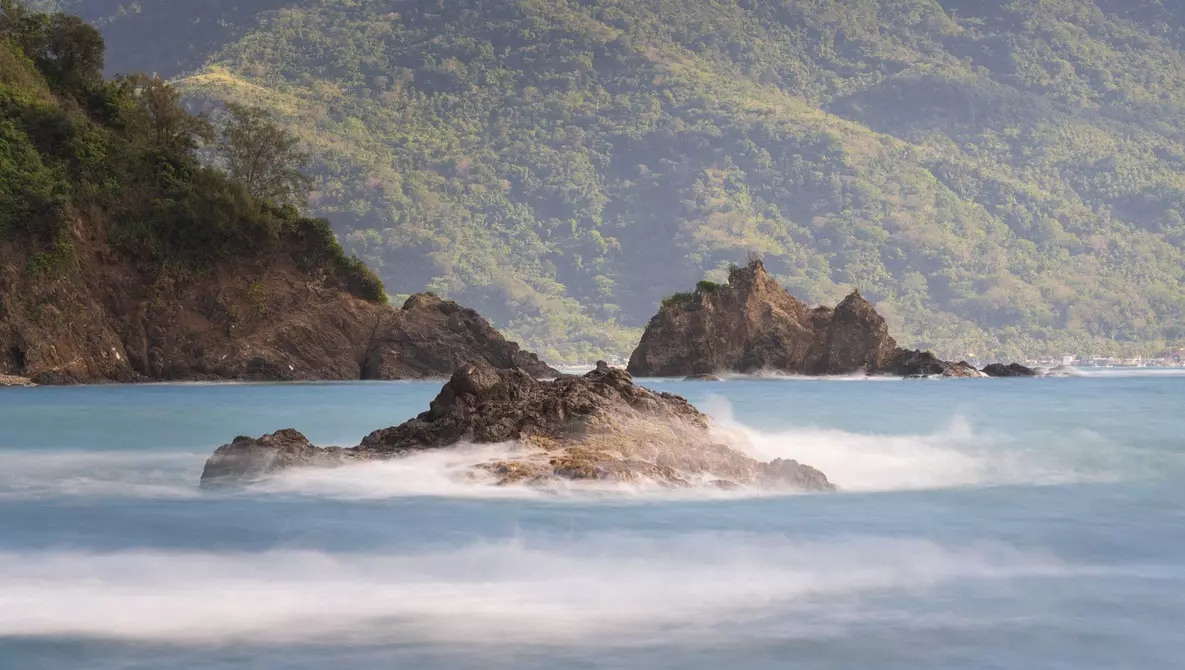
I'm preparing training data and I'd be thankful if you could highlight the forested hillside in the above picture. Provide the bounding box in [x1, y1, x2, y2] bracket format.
[36, 0, 1185, 361]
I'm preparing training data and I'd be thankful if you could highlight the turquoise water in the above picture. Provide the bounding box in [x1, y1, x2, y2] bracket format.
[2, 373, 1184, 668]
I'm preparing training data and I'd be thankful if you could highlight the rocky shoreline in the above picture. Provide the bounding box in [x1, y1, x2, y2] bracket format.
[201, 361, 834, 492]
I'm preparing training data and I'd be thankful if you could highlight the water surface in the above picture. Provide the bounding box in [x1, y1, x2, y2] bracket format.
[2, 374, 1183, 668]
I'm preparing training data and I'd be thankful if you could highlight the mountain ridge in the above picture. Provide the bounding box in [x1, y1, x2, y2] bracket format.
[31, 0, 1185, 361]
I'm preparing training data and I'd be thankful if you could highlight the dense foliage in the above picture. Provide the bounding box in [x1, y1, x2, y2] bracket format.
[0, 1, 385, 303]
[39, 0, 1185, 360]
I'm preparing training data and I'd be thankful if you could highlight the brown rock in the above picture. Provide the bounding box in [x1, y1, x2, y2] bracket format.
[628, 259, 1014, 379]
[200, 362, 834, 492]
[0, 219, 554, 384]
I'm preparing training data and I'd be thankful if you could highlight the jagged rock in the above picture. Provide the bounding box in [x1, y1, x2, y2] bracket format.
[201, 361, 834, 492]
[981, 362, 1039, 377]
[628, 260, 1016, 379]
[684, 373, 722, 381]
[893, 350, 986, 378]
[201, 429, 366, 483]
[816, 290, 901, 375]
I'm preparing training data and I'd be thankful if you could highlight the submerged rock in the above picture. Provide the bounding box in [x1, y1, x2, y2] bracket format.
[1044, 365, 1080, 377]
[683, 373, 722, 381]
[201, 361, 833, 492]
[628, 260, 1020, 379]
[981, 362, 1039, 377]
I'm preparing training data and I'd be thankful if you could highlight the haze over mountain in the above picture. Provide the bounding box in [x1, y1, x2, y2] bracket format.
[33, 0, 1185, 361]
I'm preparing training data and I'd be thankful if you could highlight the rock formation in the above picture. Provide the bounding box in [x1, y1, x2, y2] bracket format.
[895, 350, 986, 378]
[627, 260, 1010, 378]
[981, 362, 1039, 377]
[201, 361, 833, 491]
[0, 233, 554, 384]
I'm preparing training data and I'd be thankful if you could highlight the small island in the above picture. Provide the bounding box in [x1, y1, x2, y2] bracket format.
[627, 260, 1036, 379]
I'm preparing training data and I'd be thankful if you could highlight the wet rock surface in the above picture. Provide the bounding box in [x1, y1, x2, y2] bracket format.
[201, 361, 833, 492]
[628, 260, 1022, 379]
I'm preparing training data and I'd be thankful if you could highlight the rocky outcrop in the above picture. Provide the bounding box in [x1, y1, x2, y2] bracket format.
[981, 362, 1039, 377]
[628, 259, 1013, 379]
[894, 350, 986, 378]
[684, 373, 722, 381]
[0, 374, 33, 387]
[201, 361, 834, 491]
[0, 222, 553, 384]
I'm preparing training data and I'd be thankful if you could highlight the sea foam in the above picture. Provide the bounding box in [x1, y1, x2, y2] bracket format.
[0, 534, 1079, 645]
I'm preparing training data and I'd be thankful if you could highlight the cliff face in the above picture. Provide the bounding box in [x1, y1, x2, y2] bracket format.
[627, 260, 981, 378]
[0, 218, 554, 384]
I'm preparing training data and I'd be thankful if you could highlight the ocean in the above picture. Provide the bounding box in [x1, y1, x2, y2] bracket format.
[1, 372, 1183, 669]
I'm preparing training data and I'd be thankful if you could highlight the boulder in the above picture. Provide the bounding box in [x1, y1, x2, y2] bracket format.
[201, 429, 365, 484]
[628, 259, 1020, 379]
[981, 362, 1039, 377]
[201, 361, 834, 492]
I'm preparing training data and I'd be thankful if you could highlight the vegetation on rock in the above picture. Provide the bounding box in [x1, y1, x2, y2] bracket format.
[0, 0, 385, 303]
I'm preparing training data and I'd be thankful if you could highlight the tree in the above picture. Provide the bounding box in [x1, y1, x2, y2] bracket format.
[1, 1, 104, 93]
[44, 13, 104, 91]
[217, 102, 312, 207]
[119, 73, 214, 156]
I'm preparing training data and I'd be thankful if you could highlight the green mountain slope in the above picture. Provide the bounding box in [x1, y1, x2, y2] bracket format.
[44, 0, 1185, 361]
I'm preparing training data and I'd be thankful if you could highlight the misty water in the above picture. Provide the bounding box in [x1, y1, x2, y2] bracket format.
[2, 373, 1184, 669]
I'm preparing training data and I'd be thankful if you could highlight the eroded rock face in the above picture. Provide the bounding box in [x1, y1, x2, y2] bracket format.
[628, 260, 1013, 379]
[201, 361, 833, 492]
[0, 241, 554, 384]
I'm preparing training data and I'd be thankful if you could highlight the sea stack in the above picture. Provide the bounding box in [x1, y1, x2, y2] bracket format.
[201, 361, 834, 492]
[627, 259, 999, 378]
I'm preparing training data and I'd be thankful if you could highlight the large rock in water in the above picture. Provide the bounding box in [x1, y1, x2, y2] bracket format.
[981, 362, 1039, 377]
[201, 362, 833, 491]
[627, 260, 998, 378]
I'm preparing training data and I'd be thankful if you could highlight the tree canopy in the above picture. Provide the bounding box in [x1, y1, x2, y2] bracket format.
[1, 1, 385, 302]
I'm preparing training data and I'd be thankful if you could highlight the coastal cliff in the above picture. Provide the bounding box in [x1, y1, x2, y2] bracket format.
[0, 231, 554, 383]
[0, 7, 551, 384]
[628, 260, 1019, 378]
